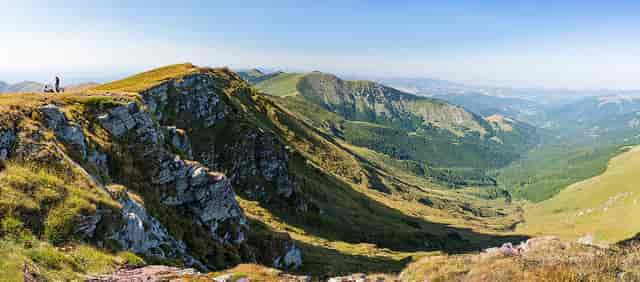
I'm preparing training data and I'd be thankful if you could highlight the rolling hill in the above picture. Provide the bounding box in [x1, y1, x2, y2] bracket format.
[0, 80, 44, 93]
[0, 81, 7, 92]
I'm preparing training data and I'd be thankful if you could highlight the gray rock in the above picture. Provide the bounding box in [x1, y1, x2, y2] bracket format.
[164, 126, 193, 159]
[40, 104, 66, 130]
[98, 106, 138, 138]
[74, 208, 103, 238]
[108, 189, 206, 269]
[0, 129, 16, 160]
[227, 131, 296, 199]
[87, 150, 109, 176]
[99, 103, 248, 246]
[39, 104, 87, 156]
[274, 241, 303, 270]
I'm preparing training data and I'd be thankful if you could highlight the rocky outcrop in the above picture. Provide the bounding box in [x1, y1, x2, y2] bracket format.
[163, 126, 193, 159]
[40, 104, 87, 157]
[107, 187, 207, 269]
[0, 128, 15, 160]
[139, 72, 301, 205]
[273, 240, 302, 269]
[1, 68, 302, 273]
[140, 74, 226, 128]
[98, 103, 247, 246]
[224, 130, 296, 199]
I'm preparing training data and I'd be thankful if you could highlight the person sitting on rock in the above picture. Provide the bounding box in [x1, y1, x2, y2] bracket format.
[43, 84, 54, 93]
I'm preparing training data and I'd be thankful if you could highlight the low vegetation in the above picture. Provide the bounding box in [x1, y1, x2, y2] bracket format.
[0, 162, 143, 281]
[517, 145, 640, 243]
[497, 143, 625, 202]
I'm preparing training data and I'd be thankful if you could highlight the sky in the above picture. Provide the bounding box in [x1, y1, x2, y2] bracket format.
[1, 0, 640, 89]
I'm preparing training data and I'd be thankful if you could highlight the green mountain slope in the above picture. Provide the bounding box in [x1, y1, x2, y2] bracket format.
[517, 145, 640, 243]
[254, 71, 540, 171]
[236, 69, 284, 85]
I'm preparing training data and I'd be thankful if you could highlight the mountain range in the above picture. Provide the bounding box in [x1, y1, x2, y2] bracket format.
[0, 80, 44, 93]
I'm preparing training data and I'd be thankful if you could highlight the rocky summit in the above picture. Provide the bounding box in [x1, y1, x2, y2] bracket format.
[0, 64, 302, 280]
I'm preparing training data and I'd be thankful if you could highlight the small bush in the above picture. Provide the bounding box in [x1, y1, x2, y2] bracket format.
[44, 196, 94, 246]
[26, 246, 73, 270]
[117, 251, 146, 268]
[0, 216, 24, 237]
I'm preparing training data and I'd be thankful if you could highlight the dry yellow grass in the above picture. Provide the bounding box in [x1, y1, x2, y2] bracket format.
[95, 63, 200, 93]
[400, 237, 640, 282]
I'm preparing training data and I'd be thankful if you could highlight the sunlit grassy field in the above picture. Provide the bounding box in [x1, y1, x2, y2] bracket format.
[517, 145, 640, 243]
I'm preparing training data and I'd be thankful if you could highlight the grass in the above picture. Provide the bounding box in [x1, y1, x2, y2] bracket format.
[238, 198, 433, 276]
[220, 91, 528, 275]
[0, 236, 144, 281]
[399, 237, 640, 281]
[0, 162, 142, 281]
[0, 163, 118, 241]
[95, 63, 200, 93]
[254, 72, 306, 96]
[497, 143, 624, 202]
[517, 145, 640, 243]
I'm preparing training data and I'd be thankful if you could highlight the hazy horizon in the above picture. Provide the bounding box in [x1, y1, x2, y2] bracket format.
[2, 1, 640, 90]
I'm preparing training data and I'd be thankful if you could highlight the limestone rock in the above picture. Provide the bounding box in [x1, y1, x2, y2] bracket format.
[39, 104, 87, 156]
[141, 74, 224, 128]
[87, 150, 109, 177]
[0, 128, 16, 160]
[226, 130, 296, 199]
[164, 126, 193, 159]
[98, 104, 247, 246]
[108, 188, 206, 269]
[97, 103, 140, 138]
[274, 241, 303, 270]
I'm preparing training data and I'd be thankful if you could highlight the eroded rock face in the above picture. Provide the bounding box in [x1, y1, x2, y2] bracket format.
[107, 188, 206, 269]
[164, 126, 193, 159]
[99, 103, 247, 246]
[274, 241, 303, 270]
[0, 128, 15, 160]
[40, 104, 87, 156]
[225, 130, 296, 200]
[141, 75, 225, 128]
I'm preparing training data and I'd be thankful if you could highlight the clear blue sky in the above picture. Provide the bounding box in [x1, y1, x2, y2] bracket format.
[2, 0, 640, 88]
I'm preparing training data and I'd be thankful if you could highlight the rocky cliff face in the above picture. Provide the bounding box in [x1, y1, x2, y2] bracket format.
[0, 67, 302, 273]
[139, 71, 306, 212]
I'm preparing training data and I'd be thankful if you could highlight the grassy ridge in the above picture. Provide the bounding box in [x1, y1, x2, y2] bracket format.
[497, 144, 624, 202]
[95, 63, 200, 93]
[254, 73, 306, 97]
[516, 145, 640, 243]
